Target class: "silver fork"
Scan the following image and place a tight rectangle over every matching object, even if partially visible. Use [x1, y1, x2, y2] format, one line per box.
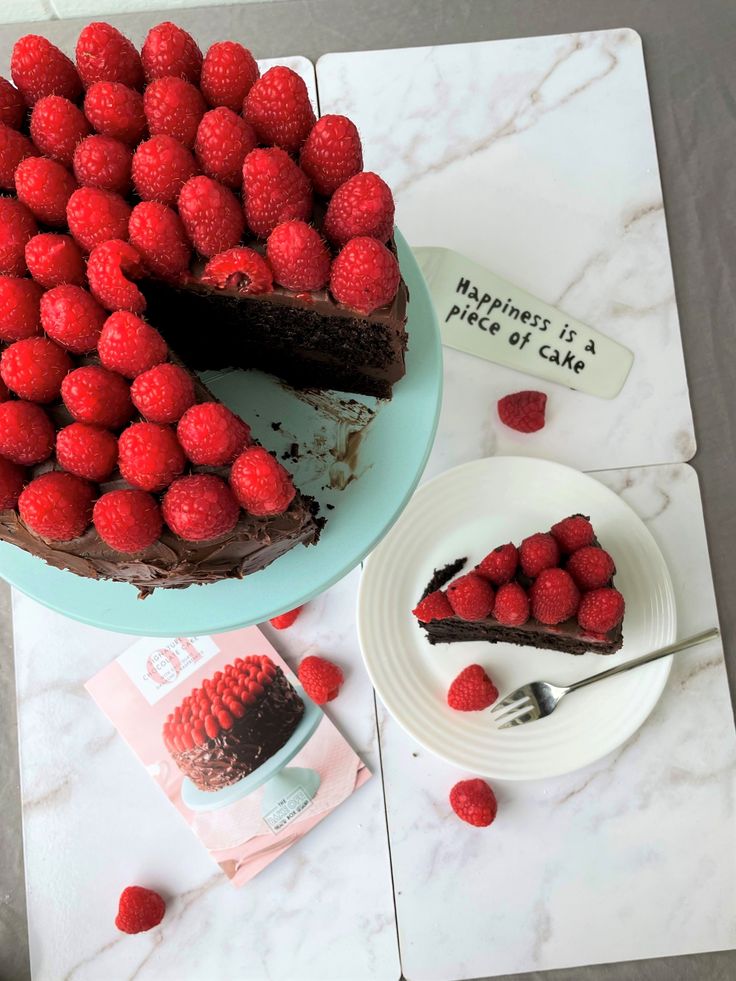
[490, 628, 719, 730]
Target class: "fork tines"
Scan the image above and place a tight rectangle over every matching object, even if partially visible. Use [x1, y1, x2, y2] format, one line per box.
[490, 693, 541, 729]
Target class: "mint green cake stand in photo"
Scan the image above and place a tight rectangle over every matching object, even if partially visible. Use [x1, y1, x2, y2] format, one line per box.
[0, 231, 442, 635]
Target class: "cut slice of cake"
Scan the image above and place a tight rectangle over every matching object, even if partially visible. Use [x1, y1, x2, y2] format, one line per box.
[413, 515, 625, 656]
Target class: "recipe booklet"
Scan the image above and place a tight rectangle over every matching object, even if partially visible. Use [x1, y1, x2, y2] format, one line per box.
[86, 627, 370, 886]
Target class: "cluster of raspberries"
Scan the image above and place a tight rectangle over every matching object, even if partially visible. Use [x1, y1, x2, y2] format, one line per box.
[413, 514, 626, 635]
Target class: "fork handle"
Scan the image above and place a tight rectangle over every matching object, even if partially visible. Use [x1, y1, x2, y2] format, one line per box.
[567, 627, 720, 693]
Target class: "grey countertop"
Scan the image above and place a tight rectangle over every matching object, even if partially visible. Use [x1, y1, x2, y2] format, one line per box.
[1, 1, 735, 979]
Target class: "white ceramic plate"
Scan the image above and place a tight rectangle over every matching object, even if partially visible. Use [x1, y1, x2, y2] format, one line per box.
[357, 457, 676, 780]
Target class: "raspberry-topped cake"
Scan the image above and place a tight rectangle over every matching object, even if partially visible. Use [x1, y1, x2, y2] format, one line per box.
[0, 20, 409, 592]
[163, 654, 304, 791]
[414, 515, 625, 655]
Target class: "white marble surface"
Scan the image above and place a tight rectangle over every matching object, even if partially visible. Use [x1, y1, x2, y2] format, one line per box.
[317, 31, 695, 474]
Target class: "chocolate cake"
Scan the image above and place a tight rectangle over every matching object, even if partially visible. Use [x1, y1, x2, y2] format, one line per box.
[164, 654, 305, 792]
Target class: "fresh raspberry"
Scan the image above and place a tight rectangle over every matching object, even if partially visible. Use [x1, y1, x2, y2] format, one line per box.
[566, 546, 616, 591]
[330, 237, 400, 315]
[131, 135, 197, 206]
[266, 221, 331, 291]
[269, 606, 304, 629]
[476, 542, 518, 585]
[446, 572, 494, 621]
[195, 107, 257, 188]
[241, 148, 312, 239]
[324, 172, 394, 246]
[201, 41, 259, 111]
[201, 247, 273, 294]
[143, 77, 206, 149]
[230, 445, 296, 516]
[129, 201, 191, 281]
[97, 311, 167, 378]
[497, 390, 547, 434]
[300, 115, 363, 197]
[141, 23, 202, 84]
[87, 239, 146, 313]
[0, 124, 38, 191]
[75, 23, 144, 90]
[19, 471, 94, 541]
[550, 514, 595, 554]
[11, 35, 82, 106]
[40, 284, 106, 353]
[297, 655, 343, 704]
[177, 401, 250, 466]
[61, 365, 133, 429]
[0, 277, 42, 341]
[162, 474, 240, 541]
[73, 134, 132, 194]
[412, 589, 453, 622]
[25, 233, 86, 288]
[29, 96, 91, 166]
[244, 66, 316, 153]
[66, 187, 131, 253]
[0, 77, 26, 130]
[178, 175, 244, 258]
[577, 587, 625, 633]
[83, 82, 146, 145]
[14, 156, 77, 226]
[118, 422, 185, 491]
[530, 567, 580, 625]
[492, 581, 530, 626]
[131, 363, 195, 424]
[94, 489, 162, 553]
[0, 457, 25, 510]
[0, 337, 71, 403]
[449, 779, 497, 828]
[0, 400, 54, 464]
[519, 531, 560, 578]
[56, 422, 118, 482]
[114, 885, 165, 935]
[447, 664, 499, 711]
[0, 199, 37, 276]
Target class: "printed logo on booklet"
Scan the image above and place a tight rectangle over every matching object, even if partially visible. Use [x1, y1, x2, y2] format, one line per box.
[117, 635, 219, 705]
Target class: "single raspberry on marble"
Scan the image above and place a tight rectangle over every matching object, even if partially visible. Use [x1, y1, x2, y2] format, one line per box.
[446, 572, 495, 622]
[73, 134, 132, 194]
[195, 107, 257, 188]
[298, 655, 344, 704]
[75, 22, 144, 90]
[242, 146, 313, 238]
[178, 175, 244, 258]
[300, 114, 363, 197]
[529, 567, 580, 625]
[94, 489, 163, 553]
[0, 198, 37, 276]
[0, 77, 26, 130]
[66, 186, 131, 253]
[86, 239, 146, 313]
[412, 589, 453, 622]
[83, 82, 146, 145]
[131, 135, 197, 206]
[266, 221, 331, 292]
[0, 337, 72, 403]
[114, 886, 165, 935]
[131, 362, 195, 424]
[201, 247, 273, 294]
[447, 664, 499, 711]
[492, 581, 530, 626]
[25, 233, 86, 288]
[449, 779, 497, 828]
[141, 22, 202, 84]
[577, 587, 625, 633]
[129, 201, 191, 282]
[19, 471, 94, 542]
[0, 277, 43, 341]
[243, 66, 316, 153]
[162, 474, 240, 542]
[61, 364, 133, 429]
[519, 531, 560, 578]
[118, 422, 186, 492]
[329, 237, 400, 315]
[40, 284, 106, 353]
[200, 41, 259, 111]
[11, 35, 82, 105]
[29, 96, 91, 166]
[229, 445, 296, 516]
[177, 401, 250, 466]
[566, 545, 616, 591]
[56, 422, 118, 482]
[497, 390, 547, 434]
[143, 76, 206, 150]
[550, 514, 595, 554]
[0, 400, 55, 465]
[324, 172, 395, 245]
[0, 457, 25, 510]
[476, 542, 518, 585]
[269, 606, 304, 630]
[14, 156, 77, 226]
[97, 311, 167, 379]
[0, 124, 38, 191]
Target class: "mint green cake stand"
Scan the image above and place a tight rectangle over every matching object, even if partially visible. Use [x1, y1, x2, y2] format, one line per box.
[0, 231, 442, 635]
